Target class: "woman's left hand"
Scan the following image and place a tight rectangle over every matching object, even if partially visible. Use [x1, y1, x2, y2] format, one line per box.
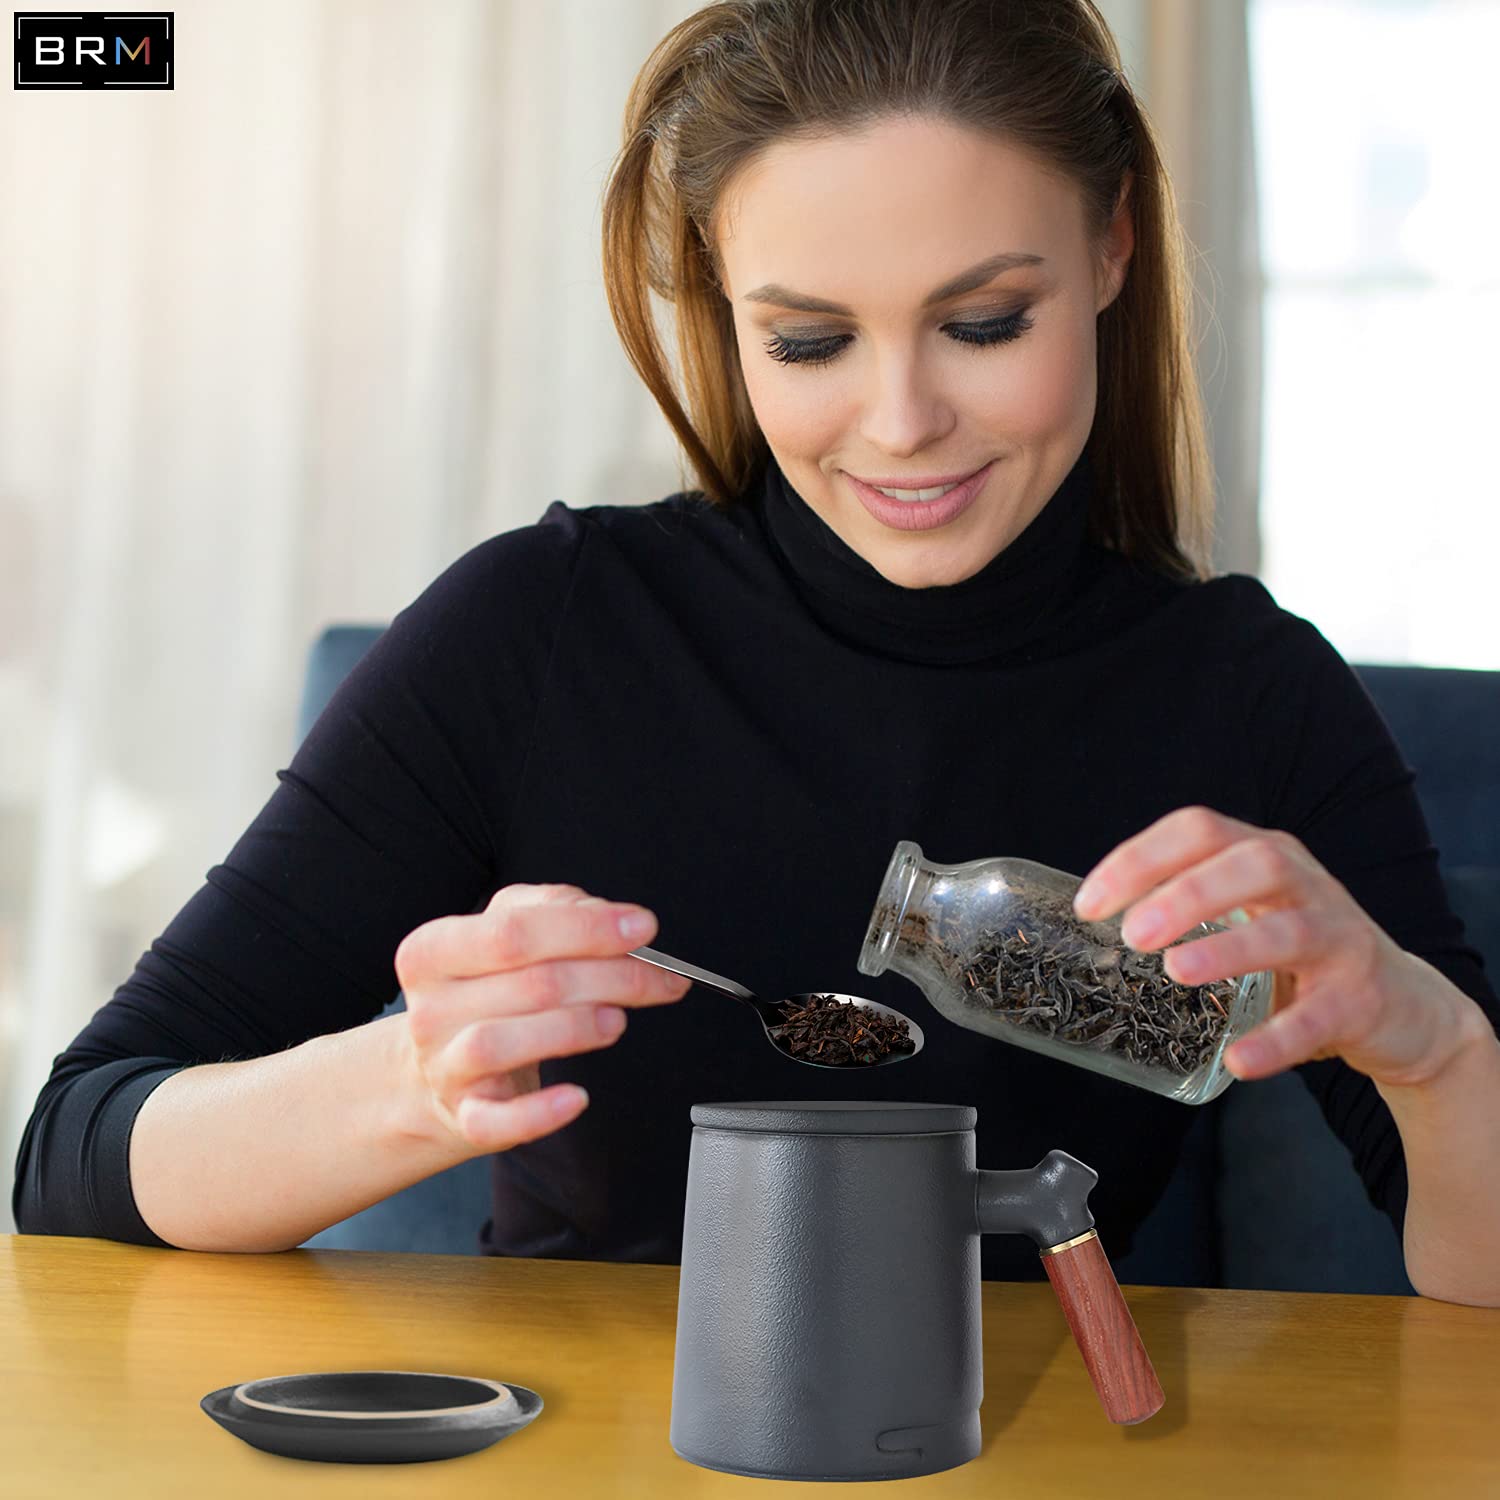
[1071, 805, 1472, 1087]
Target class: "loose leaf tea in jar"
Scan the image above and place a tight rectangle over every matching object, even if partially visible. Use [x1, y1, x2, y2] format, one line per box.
[857, 840, 1274, 1104]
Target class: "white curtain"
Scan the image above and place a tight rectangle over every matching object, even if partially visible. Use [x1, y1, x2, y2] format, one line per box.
[0, 0, 702, 1221]
[1104, 0, 1263, 576]
[0, 0, 1257, 1230]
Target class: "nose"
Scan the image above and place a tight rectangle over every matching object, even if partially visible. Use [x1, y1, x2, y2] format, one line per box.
[857, 348, 957, 459]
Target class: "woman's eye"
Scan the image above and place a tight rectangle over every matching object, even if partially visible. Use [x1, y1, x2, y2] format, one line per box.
[761, 309, 1034, 368]
[945, 309, 1035, 349]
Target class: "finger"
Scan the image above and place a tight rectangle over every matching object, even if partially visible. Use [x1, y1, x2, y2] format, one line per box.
[1158, 907, 1321, 987]
[406, 956, 690, 1048]
[1073, 806, 1259, 921]
[397, 898, 658, 984]
[490, 885, 652, 913]
[1119, 835, 1319, 951]
[488, 883, 590, 907]
[455, 1082, 591, 1152]
[1222, 988, 1357, 1079]
[441, 1004, 631, 1095]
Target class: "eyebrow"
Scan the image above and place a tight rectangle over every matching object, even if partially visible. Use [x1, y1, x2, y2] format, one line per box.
[742, 251, 1045, 314]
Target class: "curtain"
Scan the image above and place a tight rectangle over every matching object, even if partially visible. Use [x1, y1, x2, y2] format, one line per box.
[0, 0, 702, 1221]
[0, 0, 1258, 1229]
[1109, 0, 1264, 576]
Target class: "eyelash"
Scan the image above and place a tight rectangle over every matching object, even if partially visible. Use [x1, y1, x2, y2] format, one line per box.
[761, 309, 1034, 368]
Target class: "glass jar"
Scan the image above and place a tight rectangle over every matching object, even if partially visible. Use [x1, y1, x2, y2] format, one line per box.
[857, 840, 1274, 1104]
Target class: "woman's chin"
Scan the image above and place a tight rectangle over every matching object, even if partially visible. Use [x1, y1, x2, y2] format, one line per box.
[860, 532, 1000, 589]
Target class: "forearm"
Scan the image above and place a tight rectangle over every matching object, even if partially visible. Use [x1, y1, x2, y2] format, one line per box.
[1376, 990, 1500, 1307]
[128, 1011, 470, 1253]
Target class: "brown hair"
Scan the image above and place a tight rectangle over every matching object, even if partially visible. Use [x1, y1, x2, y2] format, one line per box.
[601, 0, 1215, 581]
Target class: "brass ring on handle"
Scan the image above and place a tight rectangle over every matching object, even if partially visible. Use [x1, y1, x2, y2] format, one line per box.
[1039, 1228, 1100, 1257]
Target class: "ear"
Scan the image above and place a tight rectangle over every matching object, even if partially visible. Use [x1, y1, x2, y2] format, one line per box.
[1095, 170, 1135, 314]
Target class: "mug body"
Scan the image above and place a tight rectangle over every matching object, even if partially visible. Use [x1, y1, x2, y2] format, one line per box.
[670, 1100, 982, 1481]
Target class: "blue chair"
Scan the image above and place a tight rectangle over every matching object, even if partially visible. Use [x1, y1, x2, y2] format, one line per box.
[1115, 664, 1500, 1293]
[295, 626, 1498, 1289]
[296, 628, 494, 1253]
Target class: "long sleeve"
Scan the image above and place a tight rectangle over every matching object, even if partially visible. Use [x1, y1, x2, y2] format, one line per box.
[12, 510, 587, 1243]
[1233, 577, 1499, 1236]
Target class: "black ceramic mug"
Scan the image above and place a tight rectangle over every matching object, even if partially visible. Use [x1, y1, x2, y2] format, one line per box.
[669, 1100, 1162, 1481]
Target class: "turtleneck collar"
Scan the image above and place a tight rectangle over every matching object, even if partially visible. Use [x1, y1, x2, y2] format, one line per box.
[753, 449, 1098, 666]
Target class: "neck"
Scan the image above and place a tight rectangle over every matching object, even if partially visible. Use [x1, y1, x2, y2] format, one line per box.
[753, 448, 1099, 666]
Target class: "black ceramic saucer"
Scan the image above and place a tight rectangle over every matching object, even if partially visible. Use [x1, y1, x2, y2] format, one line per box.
[200, 1370, 543, 1464]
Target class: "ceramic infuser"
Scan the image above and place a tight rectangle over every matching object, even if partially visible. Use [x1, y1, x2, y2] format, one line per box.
[669, 1100, 1162, 1482]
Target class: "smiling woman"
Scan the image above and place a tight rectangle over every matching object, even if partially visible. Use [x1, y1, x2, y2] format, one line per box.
[13, 0, 1500, 1312]
[713, 117, 1126, 583]
[603, 0, 1214, 585]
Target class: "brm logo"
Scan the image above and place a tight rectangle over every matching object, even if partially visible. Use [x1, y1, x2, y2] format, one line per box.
[14, 12, 173, 89]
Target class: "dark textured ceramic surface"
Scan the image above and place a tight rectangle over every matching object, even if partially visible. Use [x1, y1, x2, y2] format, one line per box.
[200, 1371, 543, 1464]
[671, 1100, 1097, 1480]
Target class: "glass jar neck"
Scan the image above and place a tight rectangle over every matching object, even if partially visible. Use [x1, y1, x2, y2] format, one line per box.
[858, 840, 956, 989]
[858, 840, 924, 977]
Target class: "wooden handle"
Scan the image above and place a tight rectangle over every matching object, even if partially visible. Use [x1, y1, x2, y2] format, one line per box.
[1040, 1230, 1164, 1424]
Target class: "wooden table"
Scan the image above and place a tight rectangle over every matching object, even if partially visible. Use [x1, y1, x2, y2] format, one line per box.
[3, 1234, 1497, 1496]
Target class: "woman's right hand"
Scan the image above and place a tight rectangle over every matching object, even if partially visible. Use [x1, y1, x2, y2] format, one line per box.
[392, 882, 692, 1155]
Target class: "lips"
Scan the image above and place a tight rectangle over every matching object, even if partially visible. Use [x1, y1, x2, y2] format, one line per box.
[846, 467, 985, 491]
[843, 460, 996, 533]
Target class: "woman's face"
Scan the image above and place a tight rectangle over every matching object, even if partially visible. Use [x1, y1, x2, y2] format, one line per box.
[714, 114, 1133, 587]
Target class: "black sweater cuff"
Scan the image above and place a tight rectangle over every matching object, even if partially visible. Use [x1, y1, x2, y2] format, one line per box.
[12, 1059, 187, 1247]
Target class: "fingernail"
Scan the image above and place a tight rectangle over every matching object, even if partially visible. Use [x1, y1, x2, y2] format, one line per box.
[554, 1085, 589, 1114]
[618, 910, 654, 940]
[1123, 906, 1164, 947]
[1166, 942, 1202, 979]
[1073, 877, 1108, 919]
[1164, 948, 1200, 984]
[597, 1006, 626, 1037]
[1229, 1039, 1268, 1073]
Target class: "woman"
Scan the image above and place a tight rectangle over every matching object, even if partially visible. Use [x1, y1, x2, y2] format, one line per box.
[14, 0, 1499, 1303]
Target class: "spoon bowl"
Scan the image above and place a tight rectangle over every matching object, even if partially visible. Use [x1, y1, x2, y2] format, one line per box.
[772, 991, 926, 1069]
[631, 946, 924, 1068]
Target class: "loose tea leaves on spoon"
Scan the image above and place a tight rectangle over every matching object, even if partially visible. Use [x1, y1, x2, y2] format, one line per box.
[769, 993, 918, 1067]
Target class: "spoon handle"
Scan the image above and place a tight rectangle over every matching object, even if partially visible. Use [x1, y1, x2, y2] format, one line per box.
[630, 946, 757, 1004]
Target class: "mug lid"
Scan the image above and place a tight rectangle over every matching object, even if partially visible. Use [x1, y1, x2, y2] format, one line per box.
[690, 1101, 975, 1135]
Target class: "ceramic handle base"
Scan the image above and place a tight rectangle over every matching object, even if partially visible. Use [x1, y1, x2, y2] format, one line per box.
[1040, 1229, 1164, 1424]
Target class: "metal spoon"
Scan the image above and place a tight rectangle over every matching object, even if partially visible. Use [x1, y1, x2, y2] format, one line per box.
[629, 945, 924, 1068]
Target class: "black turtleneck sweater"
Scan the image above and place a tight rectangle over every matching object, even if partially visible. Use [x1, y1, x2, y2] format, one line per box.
[13, 453, 1498, 1279]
